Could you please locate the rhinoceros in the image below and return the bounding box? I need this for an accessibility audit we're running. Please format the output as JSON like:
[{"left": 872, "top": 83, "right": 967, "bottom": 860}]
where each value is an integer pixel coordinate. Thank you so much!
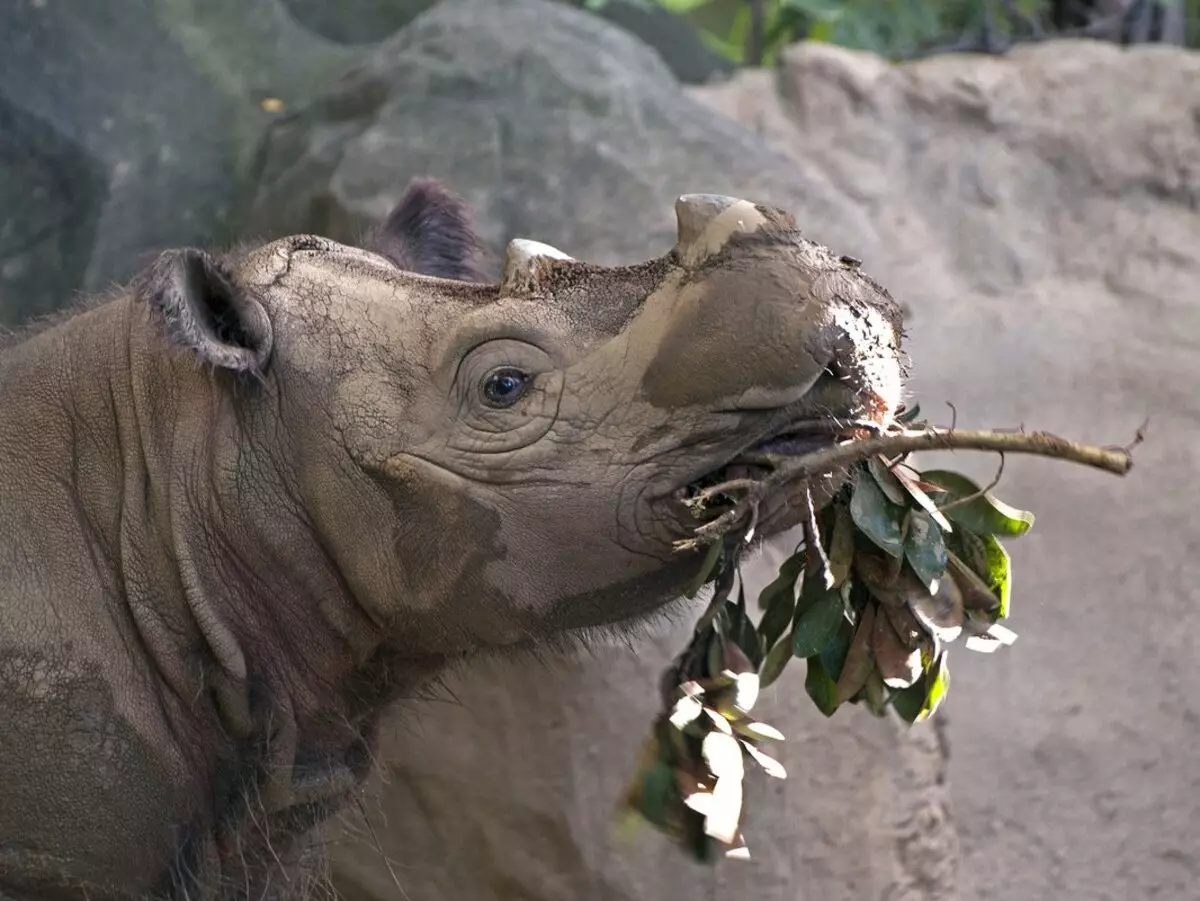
[{"left": 0, "top": 178, "right": 905, "bottom": 899}]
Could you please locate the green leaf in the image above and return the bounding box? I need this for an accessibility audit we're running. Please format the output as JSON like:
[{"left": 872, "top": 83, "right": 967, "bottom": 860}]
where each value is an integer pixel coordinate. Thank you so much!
[
  {"left": 917, "top": 653, "right": 951, "bottom": 722},
  {"left": 758, "top": 634, "right": 794, "bottom": 689},
  {"left": 758, "top": 586, "right": 798, "bottom": 654},
  {"left": 723, "top": 591, "right": 763, "bottom": 670},
  {"left": 639, "top": 760, "right": 676, "bottom": 828},
  {"left": 868, "top": 455, "right": 908, "bottom": 506},
  {"left": 850, "top": 471, "right": 907, "bottom": 558},
  {"left": 818, "top": 615, "right": 855, "bottom": 682},
  {"left": 980, "top": 534, "right": 1012, "bottom": 619},
  {"left": 792, "top": 586, "right": 846, "bottom": 659},
  {"left": 804, "top": 655, "right": 839, "bottom": 717},
  {"left": 895, "top": 403, "right": 922, "bottom": 423},
  {"left": 656, "top": 0, "right": 713, "bottom": 11},
  {"left": 920, "top": 469, "right": 1036, "bottom": 537},
  {"left": 904, "top": 509, "right": 948, "bottom": 589},
  {"left": 684, "top": 540, "right": 724, "bottom": 599}
]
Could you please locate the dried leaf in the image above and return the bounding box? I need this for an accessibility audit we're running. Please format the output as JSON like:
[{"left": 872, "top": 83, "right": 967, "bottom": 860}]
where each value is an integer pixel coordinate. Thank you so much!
[
  {"left": 827, "top": 503, "right": 856, "bottom": 587},
  {"left": 871, "top": 606, "right": 924, "bottom": 689},
  {"left": 891, "top": 464, "right": 954, "bottom": 532},
  {"left": 834, "top": 602, "right": 877, "bottom": 705},
  {"left": 946, "top": 550, "right": 1003, "bottom": 614},
  {"left": 743, "top": 742, "right": 788, "bottom": 779},
  {"left": 907, "top": 575, "right": 964, "bottom": 643},
  {"left": 734, "top": 720, "right": 785, "bottom": 742}
]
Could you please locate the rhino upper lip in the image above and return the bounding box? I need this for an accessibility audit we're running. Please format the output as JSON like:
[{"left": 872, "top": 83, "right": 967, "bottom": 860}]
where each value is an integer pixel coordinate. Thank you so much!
[{"left": 670, "top": 414, "right": 876, "bottom": 511}]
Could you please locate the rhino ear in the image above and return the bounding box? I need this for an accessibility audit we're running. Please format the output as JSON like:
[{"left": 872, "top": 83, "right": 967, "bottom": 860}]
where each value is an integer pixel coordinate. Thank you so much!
[
  {"left": 366, "top": 177, "right": 488, "bottom": 283},
  {"left": 140, "top": 248, "right": 273, "bottom": 376},
  {"left": 499, "top": 238, "right": 575, "bottom": 296},
  {"left": 672, "top": 193, "right": 770, "bottom": 269}
]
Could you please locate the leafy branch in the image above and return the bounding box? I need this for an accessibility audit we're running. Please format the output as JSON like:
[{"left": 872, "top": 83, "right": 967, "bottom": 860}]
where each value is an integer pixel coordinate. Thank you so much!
[{"left": 619, "top": 402, "right": 1141, "bottom": 863}]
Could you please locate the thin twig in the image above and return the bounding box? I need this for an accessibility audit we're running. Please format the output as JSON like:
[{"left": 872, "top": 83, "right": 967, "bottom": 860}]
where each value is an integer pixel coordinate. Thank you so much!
[
  {"left": 678, "top": 425, "right": 1135, "bottom": 549},
  {"left": 938, "top": 452, "right": 1006, "bottom": 513}
]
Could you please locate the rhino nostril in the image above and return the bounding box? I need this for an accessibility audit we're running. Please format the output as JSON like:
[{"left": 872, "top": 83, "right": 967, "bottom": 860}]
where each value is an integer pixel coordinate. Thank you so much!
[{"left": 824, "top": 360, "right": 849, "bottom": 381}]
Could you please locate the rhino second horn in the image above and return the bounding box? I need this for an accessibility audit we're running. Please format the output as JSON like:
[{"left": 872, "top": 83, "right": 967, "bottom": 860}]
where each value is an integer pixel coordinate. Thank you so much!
[
  {"left": 500, "top": 238, "right": 575, "bottom": 296},
  {"left": 673, "top": 193, "right": 768, "bottom": 269}
]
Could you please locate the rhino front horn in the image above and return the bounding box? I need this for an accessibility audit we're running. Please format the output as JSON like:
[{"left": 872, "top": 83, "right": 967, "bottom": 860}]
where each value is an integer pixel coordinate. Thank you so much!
[
  {"left": 673, "top": 193, "right": 769, "bottom": 269},
  {"left": 500, "top": 238, "right": 575, "bottom": 296}
]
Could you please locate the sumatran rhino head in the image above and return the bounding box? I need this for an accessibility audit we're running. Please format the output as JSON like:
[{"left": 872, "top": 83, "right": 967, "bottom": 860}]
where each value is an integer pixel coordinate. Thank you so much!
[
  {"left": 0, "top": 178, "right": 906, "bottom": 898},
  {"left": 143, "top": 180, "right": 904, "bottom": 649}
]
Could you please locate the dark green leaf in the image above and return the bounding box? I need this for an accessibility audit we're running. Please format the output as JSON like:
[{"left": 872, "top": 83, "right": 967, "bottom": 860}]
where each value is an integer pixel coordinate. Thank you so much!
[
  {"left": 705, "top": 628, "right": 725, "bottom": 678},
  {"left": 850, "top": 471, "right": 906, "bottom": 558},
  {"left": 638, "top": 760, "right": 676, "bottom": 828},
  {"left": 756, "top": 554, "right": 803, "bottom": 650},
  {"left": 904, "top": 509, "right": 948, "bottom": 589},
  {"left": 758, "top": 633, "right": 794, "bottom": 689},
  {"left": 819, "top": 616, "right": 855, "bottom": 682},
  {"left": 804, "top": 655, "right": 839, "bottom": 717},
  {"left": 722, "top": 597, "right": 764, "bottom": 670},
  {"left": 889, "top": 674, "right": 929, "bottom": 724},
  {"left": 895, "top": 402, "right": 922, "bottom": 423},
  {"left": 684, "top": 540, "right": 725, "bottom": 598},
  {"left": 868, "top": 455, "right": 908, "bottom": 506},
  {"left": 920, "top": 469, "right": 1035, "bottom": 537},
  {"left": 757, "top": 550, "right": 804, "bottom": 611},
  {"left": 792, "top": 586, "right": 846, "bottom": 659}
]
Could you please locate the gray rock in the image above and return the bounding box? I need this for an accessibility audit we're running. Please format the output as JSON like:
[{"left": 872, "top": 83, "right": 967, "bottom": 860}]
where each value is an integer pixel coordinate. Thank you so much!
[
  {"left": 279, "top": 0, "right": 438, "bottom": 45},
  {"left": 247, "top": 2, "right": 955, "bottom": 899},
  {"left": 245, "top": 0, "right": 880, "bottom": 270},
  {"left": 0, "top": 0, "right": 356, "bottom": 326}
]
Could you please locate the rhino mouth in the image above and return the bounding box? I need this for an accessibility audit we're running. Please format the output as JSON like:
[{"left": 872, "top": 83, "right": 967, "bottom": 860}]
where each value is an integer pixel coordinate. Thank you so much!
[{"left": 671, "top": 417, "right": 878, "bottom": 536}]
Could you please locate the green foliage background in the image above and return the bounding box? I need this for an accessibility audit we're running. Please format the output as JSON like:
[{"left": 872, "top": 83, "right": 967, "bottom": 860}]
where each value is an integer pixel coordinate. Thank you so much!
[{"left": 585, "top": 0, "right": 1200, "bottom": 65}]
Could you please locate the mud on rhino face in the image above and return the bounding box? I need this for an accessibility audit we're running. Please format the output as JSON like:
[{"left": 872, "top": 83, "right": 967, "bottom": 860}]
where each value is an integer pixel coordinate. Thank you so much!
[{"left": 153, "top": 181, "right": 904, "bottom": 648}]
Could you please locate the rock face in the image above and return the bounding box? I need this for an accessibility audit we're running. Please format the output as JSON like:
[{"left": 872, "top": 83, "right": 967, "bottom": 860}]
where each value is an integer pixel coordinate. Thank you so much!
[
  {"left": 691, "top": 41, "right": 1200, "bottom": 901},
  {"left": 247, "top": 4, "right": 1200, "bottom": 899}
]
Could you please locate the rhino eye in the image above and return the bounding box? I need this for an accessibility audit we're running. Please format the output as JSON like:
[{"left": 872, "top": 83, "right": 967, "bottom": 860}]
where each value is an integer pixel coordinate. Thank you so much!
[{"left": 481, "top": 367, "right": 530, "bottom": 408}]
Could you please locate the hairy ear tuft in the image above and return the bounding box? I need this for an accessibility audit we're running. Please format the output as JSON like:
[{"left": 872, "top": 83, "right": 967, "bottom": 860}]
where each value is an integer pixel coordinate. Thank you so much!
[
  {"left": 137, "top": 248, "right": 273, "bottom": 376},
  {"left": 366, "top": 177, "right": 490, "bottom": 283}
]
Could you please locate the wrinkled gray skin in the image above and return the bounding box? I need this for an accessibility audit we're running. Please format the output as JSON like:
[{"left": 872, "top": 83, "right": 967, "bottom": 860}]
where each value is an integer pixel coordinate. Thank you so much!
[{"left": 0, "top": 179, "right": 905, "bottom": 899}]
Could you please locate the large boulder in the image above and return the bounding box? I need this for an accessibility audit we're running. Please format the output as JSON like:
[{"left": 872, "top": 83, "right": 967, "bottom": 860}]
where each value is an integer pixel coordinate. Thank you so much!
[
  {"left": 0, "top": 0, "right": 357, "bottom": 325},
  {"left": 691, "top": 41, "right": 1200, "bottom": 901},
  {"left": 248, "top": 2, "right": 956, "bottom": 900}
]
